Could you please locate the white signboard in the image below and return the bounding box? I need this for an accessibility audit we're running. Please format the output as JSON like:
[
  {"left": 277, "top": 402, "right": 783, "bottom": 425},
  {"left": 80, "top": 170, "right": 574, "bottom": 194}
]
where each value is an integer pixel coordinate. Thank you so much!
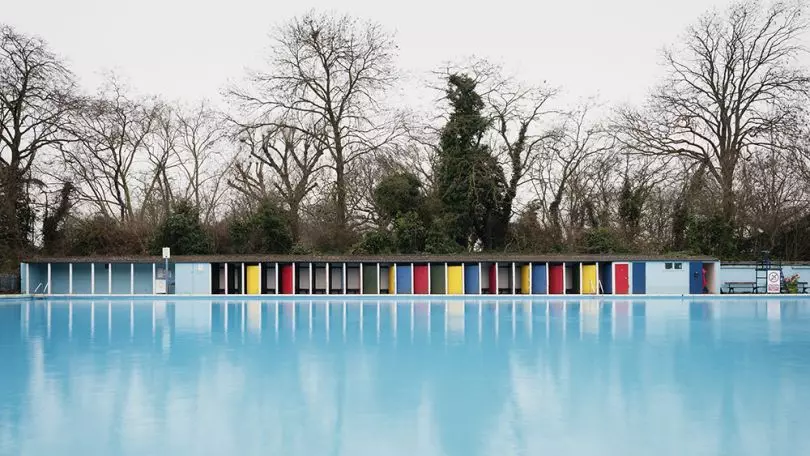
[
  {"left": 767, "top": 270, "right": 781, "bottom": 294},
  {"left": 162, "top": 247, "right": 171, "bottom": 259},
  {"left": 154, "top": 279, "right": 167, "bottom": 294}
]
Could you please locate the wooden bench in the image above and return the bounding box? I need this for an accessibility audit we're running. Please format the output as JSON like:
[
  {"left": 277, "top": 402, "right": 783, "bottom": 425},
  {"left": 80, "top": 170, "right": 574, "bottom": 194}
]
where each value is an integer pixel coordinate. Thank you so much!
[{"left": 724, "top": 281, "right": 757, "bottom": 294}]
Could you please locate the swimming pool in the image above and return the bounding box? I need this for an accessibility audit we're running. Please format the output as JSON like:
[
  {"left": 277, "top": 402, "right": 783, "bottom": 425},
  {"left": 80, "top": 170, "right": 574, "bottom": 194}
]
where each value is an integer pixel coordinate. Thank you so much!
[{"left": 0, "top": 297, "right": 808, "bottom": 455}]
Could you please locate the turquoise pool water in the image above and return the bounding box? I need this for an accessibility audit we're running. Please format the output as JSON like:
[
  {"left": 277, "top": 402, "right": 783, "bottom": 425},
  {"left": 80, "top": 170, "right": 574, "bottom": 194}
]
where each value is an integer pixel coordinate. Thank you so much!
[{"left": 0, "top": 298, "right": 809, "bottom": 455}]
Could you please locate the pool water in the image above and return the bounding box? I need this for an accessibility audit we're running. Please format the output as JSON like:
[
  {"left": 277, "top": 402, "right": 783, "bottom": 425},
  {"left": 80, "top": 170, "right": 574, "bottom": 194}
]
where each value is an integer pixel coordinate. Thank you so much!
[{"left": 0, "top": 298, "right": 809, "bottom": 456}]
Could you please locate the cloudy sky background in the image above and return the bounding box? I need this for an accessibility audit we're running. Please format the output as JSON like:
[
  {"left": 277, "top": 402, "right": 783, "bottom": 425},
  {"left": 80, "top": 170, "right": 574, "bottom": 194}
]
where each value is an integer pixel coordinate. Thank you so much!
[{"left": 4, "top": 0, "right": 753, "bottom": 109}]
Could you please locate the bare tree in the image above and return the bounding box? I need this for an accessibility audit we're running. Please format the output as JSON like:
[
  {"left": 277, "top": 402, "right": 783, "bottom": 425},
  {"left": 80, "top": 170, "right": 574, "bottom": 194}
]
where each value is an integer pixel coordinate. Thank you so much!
[
  {"left": 0, "top": 25, "right": 75, "bottom": 253},
  {"left": 229, "top": 123, "right": 326, "bottom": 241},
  {"left": 229, "top": 12, "right": 400, "bottom": 241},
  {"left": 533, "top": 102, "right": 613, "bottom": 243},
  {"left": 174, "top": 102, "right": 229, "bottom": 224},
  {"left": 617, "top": 0, "right": 810, "bottom": 224},
  {"left": 60, "top": 77, "right": 160, "bottom": 222}
]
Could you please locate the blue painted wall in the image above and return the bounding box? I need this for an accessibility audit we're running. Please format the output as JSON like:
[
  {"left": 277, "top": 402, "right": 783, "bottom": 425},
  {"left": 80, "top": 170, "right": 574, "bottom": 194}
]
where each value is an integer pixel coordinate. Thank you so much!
[
  {"left": 531, "top": 263, "right": 547, "bottom": 294},
  {"left": 632, "top": 262, "right": 646, "bottom": 294},
  {"left": 644, "top": 261, "right": 689, "bottom": 294},
  {"left": 72, "top": 263, "right": 92, "bottom": 294},
  {"left": 720, "top": 264, "right": 810, "bottom": 291},
  {"left": 464, "top": 263, "right": 480, "bottom": 294},
  {"left": 50, "top": 263, "right": 69, "bottom": 294},
  {"left": 93, "top": 263, "right": 109, "bottom": 294},
  {"left": 396, "top": 264, "right": 412, "bottom": 294},
  {"left": 175, "top": 263, "right": 211, "bottom": 294},
  {"left": 133, "top": 264, "right": 153, "bottom": 294},
  {"left": 28, "top": 264, "right": 44, "bottom": 293},
  {"left": 111, "top": 263, "right": 131, "bottom": 294}
]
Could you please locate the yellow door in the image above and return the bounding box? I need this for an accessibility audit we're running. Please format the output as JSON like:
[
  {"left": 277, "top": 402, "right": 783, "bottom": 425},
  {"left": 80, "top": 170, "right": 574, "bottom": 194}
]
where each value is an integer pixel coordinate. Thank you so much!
[
  {"left": 246, "top": 265, "right": 261, "bottom": 295},
  {"left": 521, "top": 265, "right": 531, "bottom": 294},
  {"left": 389, "top": 265, "right": 396, "bottom": 294},
  {"left": 582, "top": 264, "right": 598, "bottom": 294},
  {"left": 448, "top": 266, "right": 463, "bottom": 294}
]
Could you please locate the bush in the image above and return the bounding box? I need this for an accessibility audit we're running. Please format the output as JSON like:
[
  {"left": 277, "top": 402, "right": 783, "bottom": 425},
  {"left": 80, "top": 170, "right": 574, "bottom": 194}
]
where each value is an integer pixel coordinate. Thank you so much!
[
  {"left": 152, "top": 200, "right": 212, "bottom": 255},
  {"left": 228, "top": 200, "right": 293, "bottom": 254}
]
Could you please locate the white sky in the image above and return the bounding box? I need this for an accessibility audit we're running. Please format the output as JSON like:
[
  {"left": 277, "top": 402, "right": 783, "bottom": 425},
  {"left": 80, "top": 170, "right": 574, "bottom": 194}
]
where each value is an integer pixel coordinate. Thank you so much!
[{"left": 3, "top": 0, "right": 741, "bottom": 108}]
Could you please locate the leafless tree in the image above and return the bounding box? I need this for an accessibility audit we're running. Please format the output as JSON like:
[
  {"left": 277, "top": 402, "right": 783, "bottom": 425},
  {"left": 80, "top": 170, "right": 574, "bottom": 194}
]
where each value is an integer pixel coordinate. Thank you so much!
[
  {"left": 173, "top": 102, "right": 229, "bottom": 224},
  {"left": 229, "top": 12, "right": 401, "bottom": 241},
  {"left": 617, "top": 0, "right": 810, "bottom": 224},
  {"left": 533, "top": 102, "right": 613, "bottom": 243},
  {"left": 228, "top": 123, "right": 326, "bottom": 241},
  {"left": 60, "top": 77, "right": 161, "bottom": 222},
  {"left": 0, "top": 25, "right": 75, "bottom": 252}
]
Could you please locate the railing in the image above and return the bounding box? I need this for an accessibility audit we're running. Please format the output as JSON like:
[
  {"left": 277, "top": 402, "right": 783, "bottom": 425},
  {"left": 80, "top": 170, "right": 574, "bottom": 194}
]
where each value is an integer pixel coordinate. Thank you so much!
[
  {"left": 32, "top": 282, "right": 50, "bottom": 294},
  {"left": 0, "top": 274, "right": 19, "bottom": 293}
]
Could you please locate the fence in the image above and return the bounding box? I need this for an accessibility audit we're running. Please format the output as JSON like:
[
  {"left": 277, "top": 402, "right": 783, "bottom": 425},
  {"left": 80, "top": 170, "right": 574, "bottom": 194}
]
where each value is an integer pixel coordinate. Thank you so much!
[{"left": 0, "top": 274, "right": 20, "bottom": 294}]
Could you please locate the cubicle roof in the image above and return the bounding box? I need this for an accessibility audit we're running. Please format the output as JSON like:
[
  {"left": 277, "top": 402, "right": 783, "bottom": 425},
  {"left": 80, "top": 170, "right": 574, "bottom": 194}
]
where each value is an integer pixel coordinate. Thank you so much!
[{"left": 23, "top": 253, "right": 718, "bottom": 264}]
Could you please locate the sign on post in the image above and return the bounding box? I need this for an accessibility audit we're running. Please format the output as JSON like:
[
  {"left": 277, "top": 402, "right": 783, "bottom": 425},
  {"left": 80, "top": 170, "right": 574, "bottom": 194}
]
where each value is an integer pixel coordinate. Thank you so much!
[
  {"left": 162, "top": 247, "right": 171, "bottom": 259},
  {"left": 767, "top": 270, "right": 781, "bottom": 294}
]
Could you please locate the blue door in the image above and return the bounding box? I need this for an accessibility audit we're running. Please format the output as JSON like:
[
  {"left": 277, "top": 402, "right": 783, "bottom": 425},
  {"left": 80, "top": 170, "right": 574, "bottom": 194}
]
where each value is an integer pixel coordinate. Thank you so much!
[
  {"left": 689, "top": 261, "right": 703, "bottom": 294},
  {"left": 531, "top": 263, "right": 547, "bottom": 294},
  {"left": 464, "top": 263, "right": 480, "bottom": 294},
  {"left": 396, "top": 264, "right": 412, "bottom": 294},
  {"left": 632, "top": 262, "right": 646, "bottom": 294}
]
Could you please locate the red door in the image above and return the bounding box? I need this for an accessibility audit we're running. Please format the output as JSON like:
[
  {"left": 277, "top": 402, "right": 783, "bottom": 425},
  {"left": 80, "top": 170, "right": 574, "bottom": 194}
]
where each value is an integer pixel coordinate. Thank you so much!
[
  {"left": 413, "top": 265, "right": 429, "bottom": 294},
  {"left": 281, "top": 264, "right": 294, "bottom": 294},
  {"left": 488, "top": 264, "right": 498, "bottom": 294},
  {"left": 614, "top": 263, "right": 629, "bottom": 294},
  {"left": 549, "top": 264, "right": 565, "bottom": 294}
]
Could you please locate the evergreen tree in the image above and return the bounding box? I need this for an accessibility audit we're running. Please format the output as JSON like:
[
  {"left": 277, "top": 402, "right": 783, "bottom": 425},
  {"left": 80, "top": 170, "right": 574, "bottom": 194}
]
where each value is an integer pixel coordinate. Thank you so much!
[
  {"left": 435, "top": 74, "right": 507, "bottom": 250},
  {"left": 152, "top": 200, "right": 212, "bottom": 255}
]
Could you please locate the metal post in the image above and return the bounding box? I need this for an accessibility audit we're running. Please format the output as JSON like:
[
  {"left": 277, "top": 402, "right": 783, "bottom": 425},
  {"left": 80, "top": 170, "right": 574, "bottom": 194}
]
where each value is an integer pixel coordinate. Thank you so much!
[
  {"left": 26, "top": 263, "right": 30, "bottom": 294},
  {"left": 241, "top": 263, "right": 245, "bottom": 295},
  {"left": 326, "top": 263, "right": 330, "bottom": 295},
  {"left": 494, "top": 263, "right": 499, "bottom": 295},
  {"left": 152, "top": 263, "right": 156, "bottom": 295},
  {"left": 478, "top": 262, "right": 482, "bottom": 294},
  {"left": 225, "top": 264, "right": 229, "bottom": 295},
  {"left": 130, "top": 263, "right": 134, "bottom": 295},
  {"left": 90, "top": 263, "right": 95, "bottom": 295},
  {"left": 511, "top": 263, "right": 516, "bottom": 295},
  {"left": 68, "top": 263, "right": 73, "bottom": 295},
  {"left": 108, "top": 263, "right": 112, "bottom": 294},
  {"left": 411, "top": 262, "right": 415, "bottom": 295},
  {"left": 47, "top": 263, "right": 52, "bottom": 295},
  {"left": 342, "top": 263, "right": 347, "bottom": 294}
]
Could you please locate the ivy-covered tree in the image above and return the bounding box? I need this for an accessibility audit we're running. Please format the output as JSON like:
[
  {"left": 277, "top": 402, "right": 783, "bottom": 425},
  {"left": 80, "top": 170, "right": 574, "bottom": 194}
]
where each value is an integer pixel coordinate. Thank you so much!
[
  {"left": 435, "top": 74, "right": 507, "bottom": 250},
  {"left": 152, "top": 200, "right": 212, "bottom": 255}
]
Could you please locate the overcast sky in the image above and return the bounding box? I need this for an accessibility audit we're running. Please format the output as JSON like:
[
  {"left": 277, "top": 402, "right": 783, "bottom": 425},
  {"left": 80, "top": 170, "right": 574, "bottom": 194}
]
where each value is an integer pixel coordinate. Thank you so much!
[{"left": 5, "top": 0, "right": 747, "bottom": 107}]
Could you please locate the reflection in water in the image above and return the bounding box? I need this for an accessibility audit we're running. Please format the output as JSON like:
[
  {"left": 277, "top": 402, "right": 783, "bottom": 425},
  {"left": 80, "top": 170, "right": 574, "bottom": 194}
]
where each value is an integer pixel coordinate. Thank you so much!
[{"left": 1, "top": 298, "right": 810, "bottom": 456}]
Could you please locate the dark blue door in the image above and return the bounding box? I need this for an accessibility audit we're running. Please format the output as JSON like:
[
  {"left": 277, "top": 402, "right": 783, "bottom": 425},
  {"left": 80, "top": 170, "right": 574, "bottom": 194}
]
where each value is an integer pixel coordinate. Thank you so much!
[
  {"left": 632, "top": 262, "right": 646, "bottom": 294},
  {"left": 689, "top": 261, "right": 703, "bottom": 294}
]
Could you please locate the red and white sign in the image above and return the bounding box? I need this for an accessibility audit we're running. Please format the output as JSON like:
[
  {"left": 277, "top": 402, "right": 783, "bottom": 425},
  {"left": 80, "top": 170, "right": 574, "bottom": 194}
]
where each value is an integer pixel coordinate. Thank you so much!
[{"left": 767, "top": 270, "right": 781, "bottom": 294}]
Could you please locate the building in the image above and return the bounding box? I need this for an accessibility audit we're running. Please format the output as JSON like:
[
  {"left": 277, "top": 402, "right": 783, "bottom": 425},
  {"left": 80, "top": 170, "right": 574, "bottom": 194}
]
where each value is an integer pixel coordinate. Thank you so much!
[{"left": 19, "top": 255, "right": 721, "bottom": 296}]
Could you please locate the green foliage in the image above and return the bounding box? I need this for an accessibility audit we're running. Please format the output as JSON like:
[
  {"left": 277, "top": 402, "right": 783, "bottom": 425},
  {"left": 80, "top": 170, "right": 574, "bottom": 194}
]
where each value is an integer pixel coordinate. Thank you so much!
[
  {"left": 374, "top": 172, "right": 423, "bottom": 221},
  {"left": 152, "top": 200, "right": 212, "bottom": 255},
  {"left": 684, "top": 215, "right": 737, "bottom": 258},
  {"left": 435, "top": 73, "right": 508, "bottom": 250},
  {"left": 392, "top": 211, "right": 427, "bottom": 253},
  {"left": 352, "top": 229, "right": 395, "bottom": 254},
  {"left": 582, "top": 227, "right": 626, "bottom": 254},
  {"left": 228, "top": 200, "right": 293, "bottom": 254},
  {"left": 618, "top": 178, "right": 645, "bottom": 235}
]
